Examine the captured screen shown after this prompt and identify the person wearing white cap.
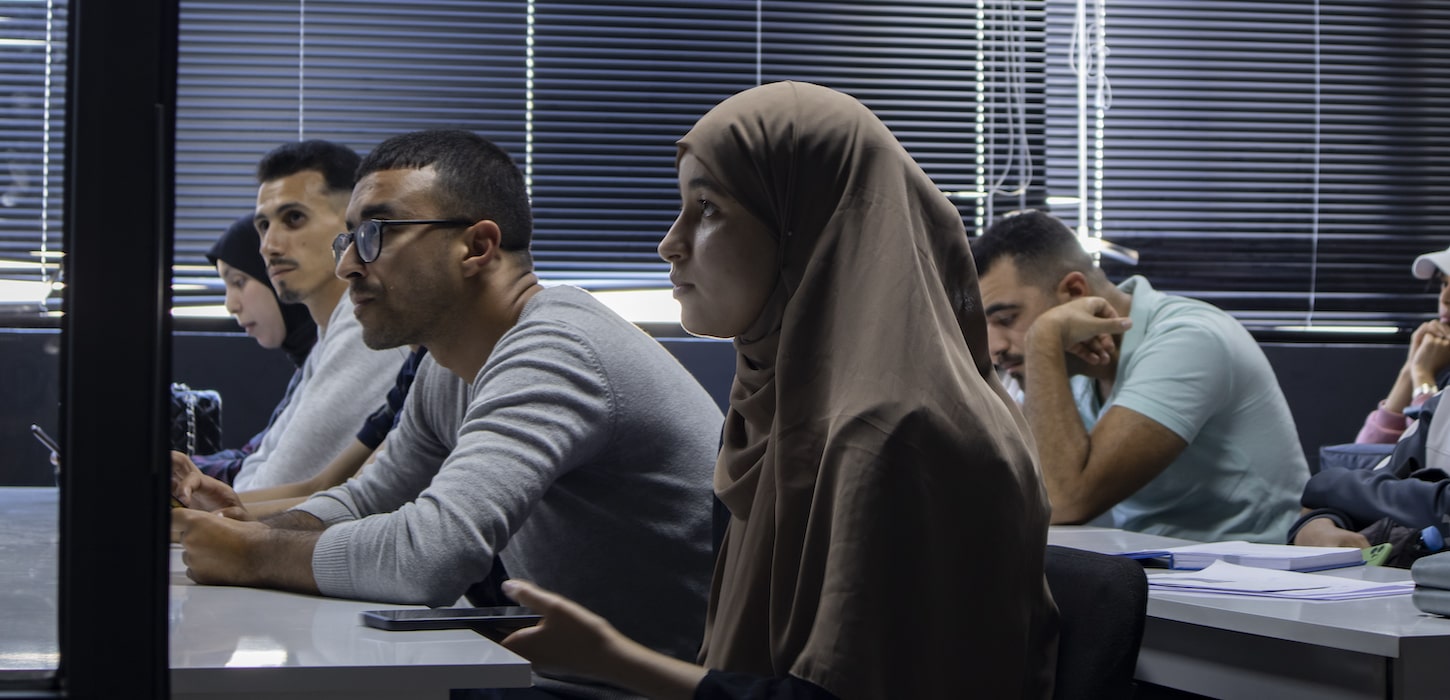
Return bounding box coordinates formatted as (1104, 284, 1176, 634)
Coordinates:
(1353, 247, 1450, 444)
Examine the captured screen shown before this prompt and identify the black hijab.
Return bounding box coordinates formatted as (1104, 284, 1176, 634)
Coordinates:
(206, 214, 317, 367)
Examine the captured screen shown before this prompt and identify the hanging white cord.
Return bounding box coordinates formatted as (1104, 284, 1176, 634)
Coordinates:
(297, 0, 306, 140)
(966, 0, 1034, 233)
(1005, 0, 1033, 208)
(1091, 0, 1109, 239)
(976, 0, 988, 229)
(525, 0, 535, 193)
(987, 0, 1033, 201)
(1069, 0, 1111, 247)
(954, 0, 1035, 232)
(1306, 0, 1321, 326)
(1070, 0, 1088, 239)
(755, 0, 762, 86)
(40, 0, 55, 287)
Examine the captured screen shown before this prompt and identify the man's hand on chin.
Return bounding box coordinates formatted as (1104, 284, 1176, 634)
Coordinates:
(1030, 297, 1131, 368)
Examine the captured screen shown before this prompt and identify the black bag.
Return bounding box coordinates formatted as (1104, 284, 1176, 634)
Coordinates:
(1359, 517, 1444, 569)
(170, 383, 222, 456)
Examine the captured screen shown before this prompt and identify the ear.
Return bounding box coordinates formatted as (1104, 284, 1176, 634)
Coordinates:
(459, 220, 503, 278)
(1055, 270, 1091, 301)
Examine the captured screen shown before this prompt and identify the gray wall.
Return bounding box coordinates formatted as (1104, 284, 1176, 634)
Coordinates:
(1262, 342, 1406, 472)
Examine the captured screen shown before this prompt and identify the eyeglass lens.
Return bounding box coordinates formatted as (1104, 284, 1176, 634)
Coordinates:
(332, 220, 383, 264)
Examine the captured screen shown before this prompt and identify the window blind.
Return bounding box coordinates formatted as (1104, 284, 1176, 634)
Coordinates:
(0, 1, 66, 298)
(174, 0, 526, 299)
(12, 0, 1450, 331)
(760, 1, 1047, 234)
(171, 0, 1043, 301)
(518, 0, 1046, 286)
(6, 1, 1042, 307)
(1043, 0, 1450, 331)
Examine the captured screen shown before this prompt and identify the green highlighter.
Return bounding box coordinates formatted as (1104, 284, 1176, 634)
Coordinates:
(1362, 543, 1393, 567)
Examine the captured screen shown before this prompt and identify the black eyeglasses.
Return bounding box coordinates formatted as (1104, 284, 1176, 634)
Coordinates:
(333, 218, 475, 264)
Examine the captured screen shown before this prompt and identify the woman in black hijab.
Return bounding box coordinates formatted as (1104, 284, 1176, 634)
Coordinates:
(191, 214, 317, 482)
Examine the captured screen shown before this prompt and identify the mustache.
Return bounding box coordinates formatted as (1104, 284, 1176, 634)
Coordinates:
(348, 278, 382, 296)
(267, 257, 299, 271)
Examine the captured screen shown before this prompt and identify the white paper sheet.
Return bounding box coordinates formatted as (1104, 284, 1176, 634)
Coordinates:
(1147, 560, 1413, 600)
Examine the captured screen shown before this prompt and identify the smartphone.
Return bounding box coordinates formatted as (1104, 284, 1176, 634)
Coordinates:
(29, 424, 59, 455)
(34, 423, 184, 507)
(360, 605, 541, 632)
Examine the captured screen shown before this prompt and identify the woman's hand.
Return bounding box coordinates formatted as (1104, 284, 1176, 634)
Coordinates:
(1293, 517, 1370, 549)
(1411, 321, 1450, 386)
(171, 451, 251, 520)
(499, 579, 707, 700)
(499, 579, 628, 679)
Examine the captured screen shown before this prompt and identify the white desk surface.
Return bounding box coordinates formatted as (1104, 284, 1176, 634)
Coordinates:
(1, 487, 532, 699)
(1050, 525, 1450, 699)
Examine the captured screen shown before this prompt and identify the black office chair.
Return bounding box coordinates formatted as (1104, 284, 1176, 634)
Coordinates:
(1044, 545, 1149, 700)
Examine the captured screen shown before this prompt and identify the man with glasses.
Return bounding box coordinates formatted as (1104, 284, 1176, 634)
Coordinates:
(972, 210, 1308, 543)
(173, 130, 721, 695)
(187, 140, 412, 491)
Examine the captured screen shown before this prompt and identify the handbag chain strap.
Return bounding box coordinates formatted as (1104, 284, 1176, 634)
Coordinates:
(175, 383, 198, 456)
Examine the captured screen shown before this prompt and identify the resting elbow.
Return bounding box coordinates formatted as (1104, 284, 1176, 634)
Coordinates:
(1049, 508, 1090, 526)
(1047, 497, 1110, 526)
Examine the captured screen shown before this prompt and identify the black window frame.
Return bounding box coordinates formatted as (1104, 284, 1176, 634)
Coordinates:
(0, 0, 176, 697)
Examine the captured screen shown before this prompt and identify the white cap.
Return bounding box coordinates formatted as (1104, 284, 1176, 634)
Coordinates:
(1413, 246, 1450, 280)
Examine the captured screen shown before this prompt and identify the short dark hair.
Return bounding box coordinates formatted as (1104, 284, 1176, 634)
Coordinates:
(972, 209, 1098, 290)
(256, 140, 361, 194)
(356, 130, 533, 256)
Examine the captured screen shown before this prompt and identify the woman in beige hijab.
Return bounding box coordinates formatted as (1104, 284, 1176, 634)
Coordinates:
(502, 81, 1057, 699)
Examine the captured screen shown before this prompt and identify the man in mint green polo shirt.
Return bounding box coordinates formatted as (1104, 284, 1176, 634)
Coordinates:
(972, 210, 1307, 542)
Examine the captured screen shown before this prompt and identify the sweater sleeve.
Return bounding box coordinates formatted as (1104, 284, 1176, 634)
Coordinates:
(1356, 401, 1411, 445)
(303, 320, 613, 605)
(295, 357, 455, 527)
(1301, 467, 1450, 530)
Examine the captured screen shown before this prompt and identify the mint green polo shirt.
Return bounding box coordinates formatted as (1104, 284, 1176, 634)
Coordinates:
(1072, 276, 1308, 543)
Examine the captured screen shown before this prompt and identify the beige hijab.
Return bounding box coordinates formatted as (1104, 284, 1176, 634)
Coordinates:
(683, 82, 1057, 698)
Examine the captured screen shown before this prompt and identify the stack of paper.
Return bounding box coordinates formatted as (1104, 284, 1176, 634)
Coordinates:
(1113, 540, 1364, 571)
(1148, 561, 1413, 600)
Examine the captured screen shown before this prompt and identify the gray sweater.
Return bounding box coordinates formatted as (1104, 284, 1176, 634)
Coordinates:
(234, 294, 412, 490)
(296, 286, 721, 663)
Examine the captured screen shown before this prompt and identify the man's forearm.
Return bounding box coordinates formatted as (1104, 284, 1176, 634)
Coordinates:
(249, 510, 325, 594)
(178, 509, 325, 595)
(252, 527, 324, 595)
(1022, 335, 1094, 520)
(262, 508, 326, 531)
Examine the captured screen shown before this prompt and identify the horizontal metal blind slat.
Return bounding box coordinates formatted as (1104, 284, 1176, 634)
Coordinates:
(1042, 0, 1450, 328)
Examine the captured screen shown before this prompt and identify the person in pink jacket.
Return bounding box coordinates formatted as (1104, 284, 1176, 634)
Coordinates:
(1358, 245, 1450, 443)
